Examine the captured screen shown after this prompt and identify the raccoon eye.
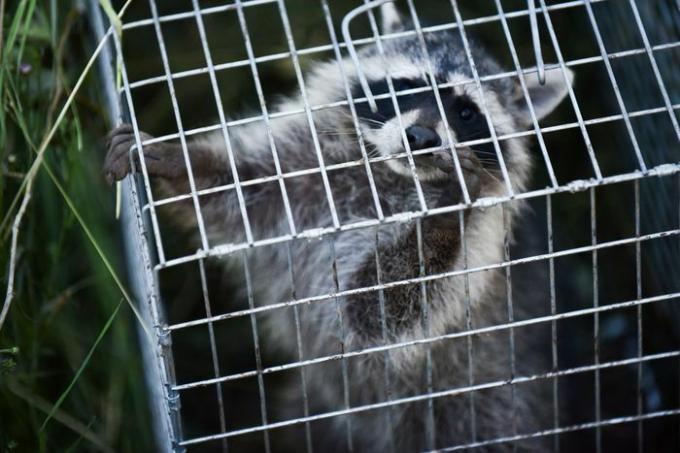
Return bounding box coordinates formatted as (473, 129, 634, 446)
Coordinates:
(459, 106, 475, 122)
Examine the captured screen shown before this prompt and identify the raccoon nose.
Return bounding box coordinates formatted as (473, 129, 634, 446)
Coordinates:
(406, 125, 441, 150)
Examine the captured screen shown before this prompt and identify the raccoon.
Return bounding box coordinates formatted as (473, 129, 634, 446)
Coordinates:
(105, 4, 573, 451)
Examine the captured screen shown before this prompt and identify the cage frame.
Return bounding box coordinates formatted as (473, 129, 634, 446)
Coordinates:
(89, 0, 680, 451)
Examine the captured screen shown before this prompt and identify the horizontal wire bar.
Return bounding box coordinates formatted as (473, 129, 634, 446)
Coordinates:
(433, 408, 680, 452)
(124, 0, 607, 32)
(177, 350, 680, 446)
(167, 227, 679, 332)
(128, 41, 680, 141)
(146, 101, 680, 210)
(172, 290, 680, 392)
(124, 0, 612, 90)
(156, 162, 680, 272)
(121, 0, 278, 30)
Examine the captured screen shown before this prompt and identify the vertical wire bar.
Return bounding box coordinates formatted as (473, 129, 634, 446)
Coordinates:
(147, 0, 211, 252)
(198, 258, 228, 452)
(416, 219, 437, 450)
(190, 0, 257, 243)
(441, 0, 516, 196)
(361, 0, 430, 212)
(590, 187, 602, 453)
(285, 242, 314, 453)
(242, 251, 271, 452)
(374, 228, 396, 453)
(547, 193, 560, 453)
(389, 0, 473, 205)
(502, 204, 518, 450)
(634, 180, 643, 453)
(626, 0, 680, 141)
(527, 0, 545, 84)
(459, 209, 477, 443)
(493, 0, 559, 189)
(92, 5, 178, 447)
(537, 0, 603, 180)
(160, 324, 183, 453)
(583, 0, 647, 172)
(110, 31, 167, 264)
(320, 0, 384, 221)
(226, 0, 300, 238)
(275, 0, 342, 228)
(328, 237, 355, 451)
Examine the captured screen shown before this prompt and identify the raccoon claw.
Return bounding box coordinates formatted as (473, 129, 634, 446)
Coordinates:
(103, 124, 185, 183)
(104, 124, 145, 184)
(429, 154, 456, 173)
(429, 150, 478, 174)
(457, 153, 487, 199)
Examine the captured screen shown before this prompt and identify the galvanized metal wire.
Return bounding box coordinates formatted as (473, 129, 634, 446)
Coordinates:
(91, 0, 680, 451)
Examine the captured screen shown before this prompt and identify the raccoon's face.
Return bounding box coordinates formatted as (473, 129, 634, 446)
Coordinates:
(352, 67, 503, 183)
(336, 4, 574, 190)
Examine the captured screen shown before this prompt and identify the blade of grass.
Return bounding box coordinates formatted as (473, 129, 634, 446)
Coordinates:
(64, 418, 97, 453)
(97, 0, 125, 218)
(98, 0, 122, 41)
(7, 378, 115, 453)
(1, 0, 28, 63)
(0, 0, 28, 100)
(0, 0, 6, 61)
(14, 0, 37, 75)
(39, 299, 123, 433)
(0, 0, 24, 151)
(49, 0, 56, 46)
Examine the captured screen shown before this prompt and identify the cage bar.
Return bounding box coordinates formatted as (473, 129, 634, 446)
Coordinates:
(91, 0, 680, 451)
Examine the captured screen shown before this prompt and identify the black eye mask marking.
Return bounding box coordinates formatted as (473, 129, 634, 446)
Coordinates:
(350, 78, 501, 169)
(352, 77, 430, 126)
(448, 96, 496, 166)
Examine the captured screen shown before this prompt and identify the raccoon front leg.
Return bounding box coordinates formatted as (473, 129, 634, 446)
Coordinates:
(103, 124, 227, 192)
(344, 213, 465, 341)
(344, 162, 489, 342)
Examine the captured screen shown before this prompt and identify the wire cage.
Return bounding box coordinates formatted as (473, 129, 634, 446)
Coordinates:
(90, 0, 679, 451)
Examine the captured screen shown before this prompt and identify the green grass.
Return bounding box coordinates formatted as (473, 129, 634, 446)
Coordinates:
(1, 1, 153, 451)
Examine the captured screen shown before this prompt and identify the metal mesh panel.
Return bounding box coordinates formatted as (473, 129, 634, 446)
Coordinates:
(93, 0, 679, 451)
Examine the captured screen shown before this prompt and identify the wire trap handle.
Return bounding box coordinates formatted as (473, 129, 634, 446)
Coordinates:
(341, 0, 396, 113)
(528, 0, 546, 84)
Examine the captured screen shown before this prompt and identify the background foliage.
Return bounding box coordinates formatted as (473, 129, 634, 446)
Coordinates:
(0, 1, 152, 451)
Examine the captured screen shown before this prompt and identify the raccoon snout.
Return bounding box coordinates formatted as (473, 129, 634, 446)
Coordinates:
(405, 125, 441, 150)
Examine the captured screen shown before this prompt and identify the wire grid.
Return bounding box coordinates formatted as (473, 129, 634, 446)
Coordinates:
(95, 0, 679, 451)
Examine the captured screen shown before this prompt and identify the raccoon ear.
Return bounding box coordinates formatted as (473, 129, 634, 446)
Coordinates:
(381, 2, 404, 33)
(516, 67, 574, 124)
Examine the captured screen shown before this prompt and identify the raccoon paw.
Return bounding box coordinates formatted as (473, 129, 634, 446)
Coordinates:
(103, 124, 186, 184)
(458, 151, 501, 201)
